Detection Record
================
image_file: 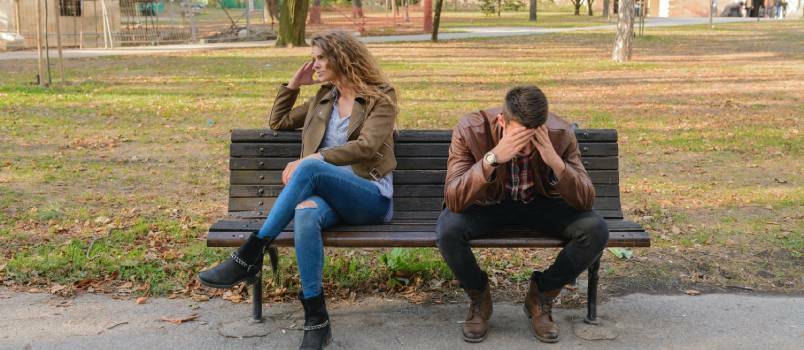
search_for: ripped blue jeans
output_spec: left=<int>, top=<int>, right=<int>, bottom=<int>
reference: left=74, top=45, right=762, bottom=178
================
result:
left=255, top=158, right=391, bottom=298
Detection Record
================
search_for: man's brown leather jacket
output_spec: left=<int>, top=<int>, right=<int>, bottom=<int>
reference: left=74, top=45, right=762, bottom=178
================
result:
left=444, top=107, right=596, bottom=213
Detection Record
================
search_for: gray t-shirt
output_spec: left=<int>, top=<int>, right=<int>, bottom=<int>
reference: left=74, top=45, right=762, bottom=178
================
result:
left=318, top=94, right=394, bottom=222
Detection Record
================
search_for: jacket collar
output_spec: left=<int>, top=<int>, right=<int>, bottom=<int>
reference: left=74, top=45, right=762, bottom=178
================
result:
left=318, top=84, right=368, bottom=105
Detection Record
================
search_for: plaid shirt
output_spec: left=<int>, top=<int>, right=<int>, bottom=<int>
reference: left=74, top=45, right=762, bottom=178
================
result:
left=505, top=155, right=536, bottom=203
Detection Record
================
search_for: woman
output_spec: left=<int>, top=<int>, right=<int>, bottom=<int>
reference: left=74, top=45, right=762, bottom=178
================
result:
left=199, top=31, right=397, bottom=349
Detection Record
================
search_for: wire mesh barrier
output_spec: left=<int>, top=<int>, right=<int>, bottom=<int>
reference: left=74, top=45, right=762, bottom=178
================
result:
left=5, top=0, right=438, bottom=49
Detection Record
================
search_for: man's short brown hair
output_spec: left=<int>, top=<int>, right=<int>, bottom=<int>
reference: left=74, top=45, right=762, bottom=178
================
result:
left=502, top=85, right=548, bottom=129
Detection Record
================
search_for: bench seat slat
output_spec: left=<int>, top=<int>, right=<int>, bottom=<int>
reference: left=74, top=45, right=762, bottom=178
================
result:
left=225, top=209, right=625, bottom=220
left=210, top=218, right=645, bottom=233
left=227, top=196, right=622, bottom=213
left=207, top=229, right=648, bottom=248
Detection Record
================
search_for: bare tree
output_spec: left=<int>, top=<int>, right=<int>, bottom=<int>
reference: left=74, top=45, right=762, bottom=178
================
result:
left=603, top=0, right=610, bottom=18
left=570, top=0, right=582, bottom=15
left=529, top=0, right=538, bottom=21
left=276, top=0, right=310, bottom=47
left=587, top=0, right=595, bottom=15
left=352, top=0, right=364, bottom=18
left=264, top=0, right=279, bottom=28
left=432, top=0, right=444, bottom=41
left=309, top=0, right=322, bottom=24
left=611, top=0, right=635, bottom=62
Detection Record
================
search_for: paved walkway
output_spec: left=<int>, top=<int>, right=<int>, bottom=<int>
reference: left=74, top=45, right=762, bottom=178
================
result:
left=0, top=288, right=801, bottom=350
left=0, top=17, right=761, bottom=61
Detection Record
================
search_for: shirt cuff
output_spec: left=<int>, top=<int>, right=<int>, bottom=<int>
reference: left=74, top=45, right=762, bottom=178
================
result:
left=548, top=169, right=559, bottom=186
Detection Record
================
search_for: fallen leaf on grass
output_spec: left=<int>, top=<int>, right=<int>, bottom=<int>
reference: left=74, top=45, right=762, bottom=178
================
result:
left=685, top=289, right=702, bottom=296
left=136, top=297, right=148, bottom=304
left=160, top=313, right=200, bottom=325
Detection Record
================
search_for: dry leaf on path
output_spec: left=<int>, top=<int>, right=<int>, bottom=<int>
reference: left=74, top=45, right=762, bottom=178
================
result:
left=50, top=284, right=66, bottom=294
left=685, top=289, right=702, bottom=296
left=136, top=297, right=148, bottom=304
left=160, top=313, right=200, bottom=325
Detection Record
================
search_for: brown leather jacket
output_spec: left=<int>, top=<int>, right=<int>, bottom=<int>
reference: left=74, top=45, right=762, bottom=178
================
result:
left=444, top=107, right=595, bottom=213
left=268, top=83, right=398, bottom=180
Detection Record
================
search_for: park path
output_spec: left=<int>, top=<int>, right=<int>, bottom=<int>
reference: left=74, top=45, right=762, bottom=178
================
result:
left=0, top=288, right=801, bottom=349
left=0, top=17, right=760, bottom=61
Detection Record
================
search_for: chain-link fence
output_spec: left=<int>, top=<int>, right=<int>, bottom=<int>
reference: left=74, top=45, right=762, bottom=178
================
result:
left=5, top=0, right=437, bottom=49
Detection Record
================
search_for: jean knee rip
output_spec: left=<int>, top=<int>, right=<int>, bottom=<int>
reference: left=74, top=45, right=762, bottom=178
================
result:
left=295, top=200, right=318, bottom=210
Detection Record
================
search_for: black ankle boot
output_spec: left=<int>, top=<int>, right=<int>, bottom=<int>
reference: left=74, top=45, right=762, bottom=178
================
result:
left=198, top=234, right=271, bottom=289
left=299, top=292, right=332, bottom=350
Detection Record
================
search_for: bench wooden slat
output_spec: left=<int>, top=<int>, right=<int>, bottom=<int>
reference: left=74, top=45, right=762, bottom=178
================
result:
left=230, top=170, right=619, bottom=185
left=210, top=218, right=645, bottom=233
left=230, top=142, right=618, bottom=158
left=226, top=208, right=625, bottom=220
left=207, top=229, right=648, bottom=248
left=226, top=208, right=624, bottom=220
left=230, top=156, right=618, bottom=171
left=228, top=183, right=621, bottom=198
left=231, top=129, right=618, bottom=143
left=227, top=196, right=622, bottom=213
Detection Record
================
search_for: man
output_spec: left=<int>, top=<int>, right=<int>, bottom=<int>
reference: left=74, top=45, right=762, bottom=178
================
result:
left=436, top=86, right=609, bottom=343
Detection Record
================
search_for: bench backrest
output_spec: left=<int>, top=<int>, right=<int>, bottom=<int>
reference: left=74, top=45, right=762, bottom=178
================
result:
left=225, top=129, right=622, bottom=222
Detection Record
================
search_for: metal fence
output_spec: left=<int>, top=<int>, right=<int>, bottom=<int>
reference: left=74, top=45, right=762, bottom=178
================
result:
left=9, top=0, right=429, bottom=49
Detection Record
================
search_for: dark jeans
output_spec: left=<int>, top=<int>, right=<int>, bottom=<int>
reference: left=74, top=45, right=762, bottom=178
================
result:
left=436, top=197, right=609, bottom=292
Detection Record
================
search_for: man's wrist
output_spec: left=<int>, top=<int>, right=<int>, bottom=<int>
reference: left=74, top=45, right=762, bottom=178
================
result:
left=483, top=151, right=499, bottom=167
left=480, top=159, right=497, bottom=182
left=547, top=155, right=566, bottom=180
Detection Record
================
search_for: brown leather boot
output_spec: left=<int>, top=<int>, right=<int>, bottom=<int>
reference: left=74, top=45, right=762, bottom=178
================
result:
left=524, top=275, right=561, bottom=343
left=462, top=286, right=493, bottom=343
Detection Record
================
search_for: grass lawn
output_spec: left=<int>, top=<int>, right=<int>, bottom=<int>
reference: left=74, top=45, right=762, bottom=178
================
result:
left=0, top=20, right=801, bottom=303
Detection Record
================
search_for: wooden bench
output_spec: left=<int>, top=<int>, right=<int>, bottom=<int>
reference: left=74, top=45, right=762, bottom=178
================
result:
left=207, top=128, right=650, bottom=323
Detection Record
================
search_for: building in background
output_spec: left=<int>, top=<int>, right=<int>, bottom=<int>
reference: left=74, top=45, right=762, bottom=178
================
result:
left=0, top=0, right=122, bottom=50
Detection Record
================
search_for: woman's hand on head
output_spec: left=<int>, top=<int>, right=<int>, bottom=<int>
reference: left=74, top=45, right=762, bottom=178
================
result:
left=288, top=61, right=319, bottom=90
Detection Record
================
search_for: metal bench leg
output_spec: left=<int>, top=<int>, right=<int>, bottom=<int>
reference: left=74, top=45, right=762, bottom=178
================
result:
left=250, top=251, right=264, bottom=322
left=267, top=246, right=280, bottom=284
left=584, top=255, right=602, bottom=325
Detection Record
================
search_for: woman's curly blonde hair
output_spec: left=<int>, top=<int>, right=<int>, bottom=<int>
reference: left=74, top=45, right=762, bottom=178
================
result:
left=311, top=31, right=395, bottom=107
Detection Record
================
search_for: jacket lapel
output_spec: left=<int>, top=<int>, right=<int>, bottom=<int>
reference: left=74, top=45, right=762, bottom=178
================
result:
left=346, top=96, right=369, bottom=139
left=302, top=90, right=334, bottom=156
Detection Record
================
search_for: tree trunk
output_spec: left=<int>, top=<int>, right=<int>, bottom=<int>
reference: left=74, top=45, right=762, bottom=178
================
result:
left=423, top=0, right=433, bottom=32
left=529, top=0, right=537, bottom=21
left=352, top=0, right=364, bottom=18
left=276, top=0, right=310, bottom=47
left=309, top=0, right=322, bottom=24
left=603, top=0, right=610, bottom=18
left=404, top=0, right=411, bottom=22
left=432, top=0, right=444, bottom=41
left=574, top=4, right=581, bottom=15
left=497, top=0, right=502, bottom=16
left=265, top=0, right=279, bottom=27
left=612, top=0, right=635, bottom=62
left=588, top=0, right=594, bottom=15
